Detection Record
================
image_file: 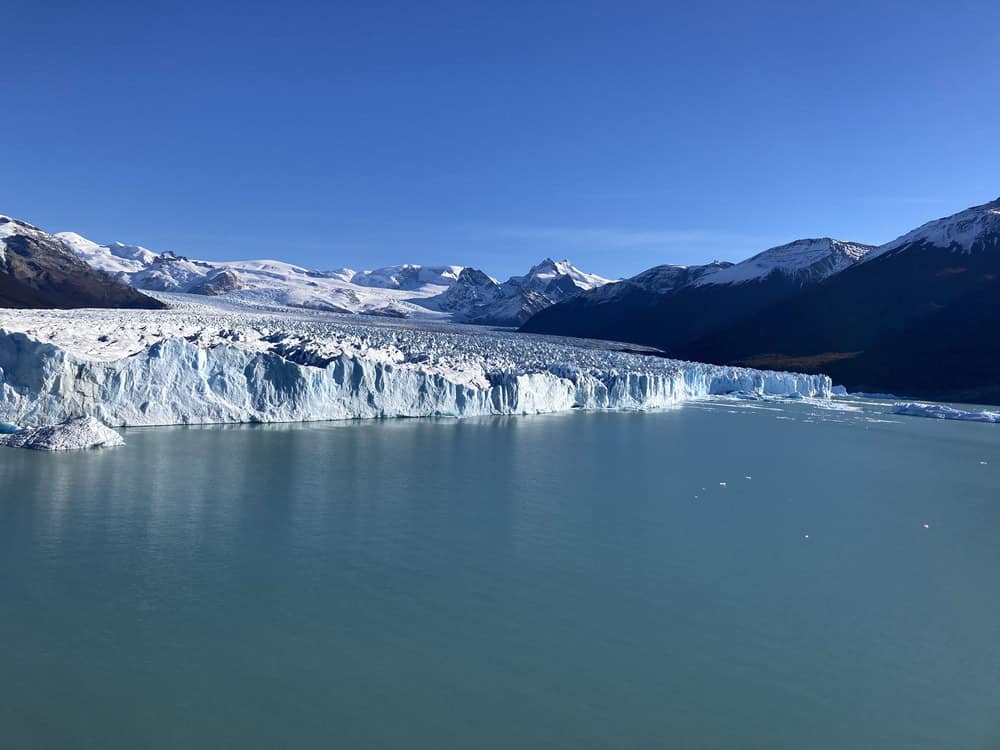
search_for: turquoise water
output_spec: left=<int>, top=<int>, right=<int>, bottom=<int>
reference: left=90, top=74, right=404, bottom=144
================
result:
left=2, top=398, right=999, bottom=749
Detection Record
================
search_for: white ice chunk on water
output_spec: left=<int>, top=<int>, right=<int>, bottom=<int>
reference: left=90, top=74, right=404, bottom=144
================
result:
left=892, top=402, right=1000, bottom=423
left=0, top=416, right=123, bottom=451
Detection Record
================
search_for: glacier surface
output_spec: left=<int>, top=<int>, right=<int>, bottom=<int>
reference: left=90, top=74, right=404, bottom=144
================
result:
left=0, top=302, right=831, bottom=428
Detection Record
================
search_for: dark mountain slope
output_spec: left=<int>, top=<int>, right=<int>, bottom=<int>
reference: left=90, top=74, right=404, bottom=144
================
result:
left=523, top=196, right=1000, bottom=402
left=524, top=270, right=819, bottom=352
left=686, top=199, right=1000, bottom=400
left=0, top=216, right=164, bottom=310
left=523, top=238, right=873, bottom=351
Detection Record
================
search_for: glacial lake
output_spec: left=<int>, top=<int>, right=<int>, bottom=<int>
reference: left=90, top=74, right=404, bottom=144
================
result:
left=2, top=397, right=999, bottom=749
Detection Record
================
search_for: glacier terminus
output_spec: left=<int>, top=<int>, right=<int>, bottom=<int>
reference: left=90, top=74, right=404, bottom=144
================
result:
left=0, top=297, right=830, bottom=430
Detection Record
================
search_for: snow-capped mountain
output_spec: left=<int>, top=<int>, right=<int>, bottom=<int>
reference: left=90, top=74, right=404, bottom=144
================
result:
left=626, top=262, right=732, bottom=292
left=864, top=196, right=1000, bottom=261
left=525, top=194, right=1000, bottom=402
left=423, top=268, right=503, bottom=313
left=419, top=258, right=612, bottom=325
left=523, top=237, right=872, bottom=346
left=530, top=238, right=872, bottom=322
left=53, top=233, right=463, bottom=316
left=507, top=258, right=611, bottom=296
left=55, top=232, right=159, bottom=274
left=347, top=264, right=464, bottom=290
left=694, top=238, right=875, bottom=286
left=681, top=196, right=1000, bottom=400
left=583, top=261, right=731, bottom=305
left=1, top=217, right=162, bottom=309
left=41, top=221, right=611, bottom=325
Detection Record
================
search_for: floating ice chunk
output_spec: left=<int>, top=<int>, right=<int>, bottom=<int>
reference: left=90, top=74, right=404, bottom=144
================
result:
left=719, top=482, right=727, bottom=487
left=922, top=523, right=930, bottom=529
left=892, top=402, right=1000, bottom=424
left=0, top=416, right=124, bottom=451
left=744, top=475, right=752, bottom=480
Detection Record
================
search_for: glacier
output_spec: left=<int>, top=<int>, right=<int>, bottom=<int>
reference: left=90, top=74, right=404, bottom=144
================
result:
left=0, top=302, right=831, bottom=429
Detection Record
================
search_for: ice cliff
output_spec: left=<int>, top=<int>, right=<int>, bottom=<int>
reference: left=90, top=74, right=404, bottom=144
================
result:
left=0, top=304, right=831, bottom=428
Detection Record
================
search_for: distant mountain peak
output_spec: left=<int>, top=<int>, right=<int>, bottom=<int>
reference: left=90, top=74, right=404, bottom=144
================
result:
left=350, top=264, right=465, bottom=290
left=0, top=215, right=43, bottom=233
left=509, top=257, right=612, bottom=294
left=868, top=196, right=1000, bottom=260
left=695, top=237, right=875, bottom=286
left=0, top=215, right=164, bottom=309
left=528, top=257, right=571, bottom=274
left=415, top=258, right=610, bottom=325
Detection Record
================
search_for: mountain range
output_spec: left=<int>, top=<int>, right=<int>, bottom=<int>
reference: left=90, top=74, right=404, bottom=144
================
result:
left=2, top=218, right=611, bottom=325
left=4, top=195, right=1000, bottom=401
left=0, top=217, right=163, bottom=310
left=523, top=196, right=1000, bottom=403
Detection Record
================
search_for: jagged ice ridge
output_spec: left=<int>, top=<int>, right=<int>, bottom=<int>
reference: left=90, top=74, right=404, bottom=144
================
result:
left=0, top=302, right=830, bottom=428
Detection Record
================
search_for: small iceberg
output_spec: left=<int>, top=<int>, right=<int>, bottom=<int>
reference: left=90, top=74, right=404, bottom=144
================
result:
left=729, top=391, right=765, bottom=401
left=0, top=417, right=125, bottom=451
left=891, top=402, right=1000, bottom=424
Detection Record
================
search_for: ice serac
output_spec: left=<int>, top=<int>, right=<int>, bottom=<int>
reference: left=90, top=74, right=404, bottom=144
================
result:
left=0, top=307, right=830, bottom=428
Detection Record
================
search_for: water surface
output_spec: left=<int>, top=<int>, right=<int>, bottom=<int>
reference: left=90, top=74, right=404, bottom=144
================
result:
left=2, top=398, right=999, bottom=749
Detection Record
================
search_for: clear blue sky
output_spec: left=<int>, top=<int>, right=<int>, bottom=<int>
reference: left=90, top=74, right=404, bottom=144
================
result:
left=4, top=0, right=998, bottom=279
